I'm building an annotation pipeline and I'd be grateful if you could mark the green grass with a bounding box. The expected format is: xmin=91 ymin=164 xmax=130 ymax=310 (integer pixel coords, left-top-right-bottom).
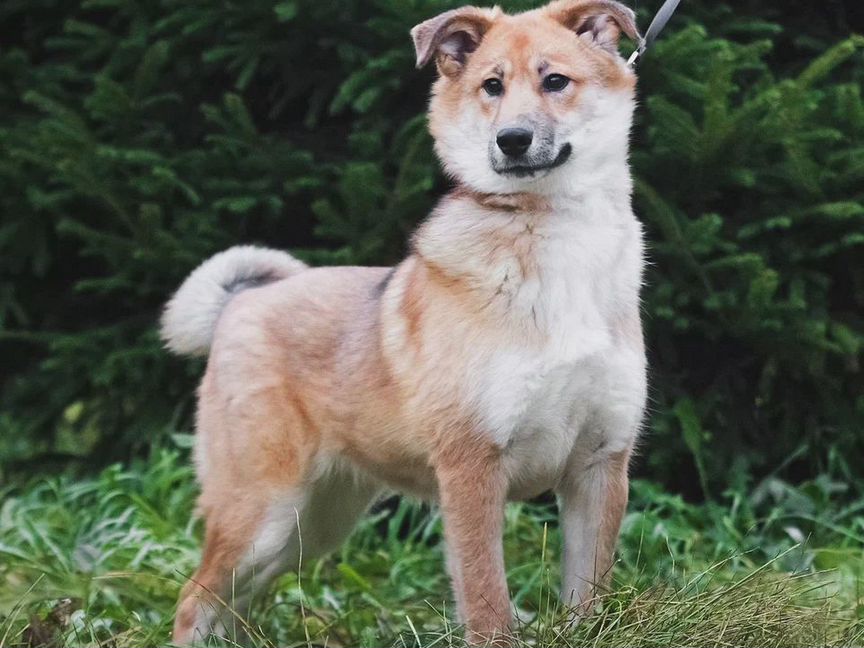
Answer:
xmin=1 ymin=447 xmax=862 ymax=647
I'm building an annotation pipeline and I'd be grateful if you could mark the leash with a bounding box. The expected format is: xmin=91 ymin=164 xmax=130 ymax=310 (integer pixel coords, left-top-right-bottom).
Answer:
xmin=627 ymin=0 xmax=682 ymax=67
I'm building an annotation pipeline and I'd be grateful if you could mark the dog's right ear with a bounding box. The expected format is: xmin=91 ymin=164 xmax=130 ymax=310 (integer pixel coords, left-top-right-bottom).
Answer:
xmin=410 ymin=6 xmax=499 ymax=77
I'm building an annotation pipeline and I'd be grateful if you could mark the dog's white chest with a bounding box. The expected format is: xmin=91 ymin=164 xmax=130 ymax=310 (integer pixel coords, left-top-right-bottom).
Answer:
xmin=467 ymin=216 xmax=646 ymax=496
xmin=477 ymin=336 xmax=622 ymax=497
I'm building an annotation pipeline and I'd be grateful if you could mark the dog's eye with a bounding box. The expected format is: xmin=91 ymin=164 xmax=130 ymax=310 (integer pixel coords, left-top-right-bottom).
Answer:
xmin=542 ymin=74 xmax=570 ymax=92
xmin=482 ymin=78 xmax=504 ymax=97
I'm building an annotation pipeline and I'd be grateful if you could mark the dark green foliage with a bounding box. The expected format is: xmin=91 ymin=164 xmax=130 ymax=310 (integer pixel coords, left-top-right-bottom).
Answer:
xmin=635 ymin=27 xmax=864 ymax=495
xmin=0 ymin=0 xmax=862 ymax=495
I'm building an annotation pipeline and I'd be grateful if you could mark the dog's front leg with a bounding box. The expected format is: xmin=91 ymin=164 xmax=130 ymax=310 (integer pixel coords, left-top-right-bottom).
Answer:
xmin=557 ymin=447 xmax=631 ymax=613
xmin=436 ymin=441 xmax=511 ymax=645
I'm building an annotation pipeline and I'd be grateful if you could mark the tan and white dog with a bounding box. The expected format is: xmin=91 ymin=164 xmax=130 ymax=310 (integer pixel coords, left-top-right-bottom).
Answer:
xmin=162 ymin=0 xmax=646 ymax=644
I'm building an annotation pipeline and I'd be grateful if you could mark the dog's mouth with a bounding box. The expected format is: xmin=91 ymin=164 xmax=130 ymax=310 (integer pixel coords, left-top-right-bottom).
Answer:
xmin=494 ymin=144 xmax=572 ymax=178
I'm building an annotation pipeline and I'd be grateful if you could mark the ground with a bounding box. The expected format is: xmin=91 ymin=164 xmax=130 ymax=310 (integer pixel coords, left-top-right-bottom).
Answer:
xmin=1 ymin=446 xmax=862 ymax=647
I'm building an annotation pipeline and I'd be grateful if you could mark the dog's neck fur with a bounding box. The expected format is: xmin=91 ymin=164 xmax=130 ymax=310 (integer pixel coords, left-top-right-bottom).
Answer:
xmin=451 ymin=186 xmax=552 ymax=213
xmin=412 ymin=166 xmax=639 ymax=341
xmin=451 ymin=166 xmax=633 ymax=219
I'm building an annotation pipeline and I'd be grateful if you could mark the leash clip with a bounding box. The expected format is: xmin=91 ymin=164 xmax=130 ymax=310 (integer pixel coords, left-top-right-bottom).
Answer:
xmin=627 ymin=42 xmax=645 ymax=68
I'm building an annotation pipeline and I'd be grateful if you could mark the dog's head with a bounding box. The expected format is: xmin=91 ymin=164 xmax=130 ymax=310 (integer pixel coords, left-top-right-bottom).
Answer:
xmin=412 ymin=0 xmax=639 ymax=196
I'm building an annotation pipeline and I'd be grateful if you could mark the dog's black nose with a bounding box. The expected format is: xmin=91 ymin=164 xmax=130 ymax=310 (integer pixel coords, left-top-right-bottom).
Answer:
xmin=496 ymin=128 xmax=533 ymax=157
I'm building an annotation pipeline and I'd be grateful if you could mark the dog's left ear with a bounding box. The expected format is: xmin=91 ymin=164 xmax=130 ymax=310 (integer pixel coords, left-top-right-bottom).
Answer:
xmin=547 ymin=0 xmax=640 ymax=55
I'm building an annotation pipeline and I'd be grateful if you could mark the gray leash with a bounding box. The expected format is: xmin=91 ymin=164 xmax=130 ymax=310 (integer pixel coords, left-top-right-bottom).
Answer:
xmin=627 ymin=0 xmax=682 ymax=67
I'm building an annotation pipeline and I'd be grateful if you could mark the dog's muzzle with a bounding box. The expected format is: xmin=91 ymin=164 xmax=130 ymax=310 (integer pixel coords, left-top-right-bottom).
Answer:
xmin=493 ymin=143 xmax=572 ymax=178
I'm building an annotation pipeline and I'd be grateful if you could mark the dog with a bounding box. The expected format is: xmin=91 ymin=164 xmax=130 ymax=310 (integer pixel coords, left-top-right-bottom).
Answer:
xmin=162 ymin=0 xmax=646 ymax=644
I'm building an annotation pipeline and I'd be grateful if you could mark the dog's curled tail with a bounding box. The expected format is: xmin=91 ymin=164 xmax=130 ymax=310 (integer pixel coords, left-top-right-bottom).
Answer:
xmin=160 ymin=245 xmax=306 ymax=357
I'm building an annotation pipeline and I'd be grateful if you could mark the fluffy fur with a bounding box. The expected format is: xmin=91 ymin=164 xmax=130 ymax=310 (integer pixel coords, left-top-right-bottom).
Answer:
xmin=164 ymin=2 xmax=647 ymax=645
xmin=160 ymin=246 xmax=306 ymax=356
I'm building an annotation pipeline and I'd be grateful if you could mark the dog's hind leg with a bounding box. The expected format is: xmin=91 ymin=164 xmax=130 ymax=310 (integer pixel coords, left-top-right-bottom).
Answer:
xmin=172 ymin=366 xmax=308 ymax=645
xmin=173 ymin=463 xmax=379 ymax=646
xmin=173 ymin=487 xmax=300 ymax=646
xmin=173 ymin=313 xmax=380 ymax=645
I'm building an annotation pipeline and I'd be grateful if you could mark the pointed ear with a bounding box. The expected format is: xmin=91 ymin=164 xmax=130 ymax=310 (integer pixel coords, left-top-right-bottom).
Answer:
xmin=547 ymin=0 xmax=640 ymax=55
xmin=410 ymin=6 xmax=499 ymax=76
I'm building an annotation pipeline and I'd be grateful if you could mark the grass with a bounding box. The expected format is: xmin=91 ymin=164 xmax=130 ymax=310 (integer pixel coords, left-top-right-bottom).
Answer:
xmin=0 ymin=446 xmax=862 ymax=647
